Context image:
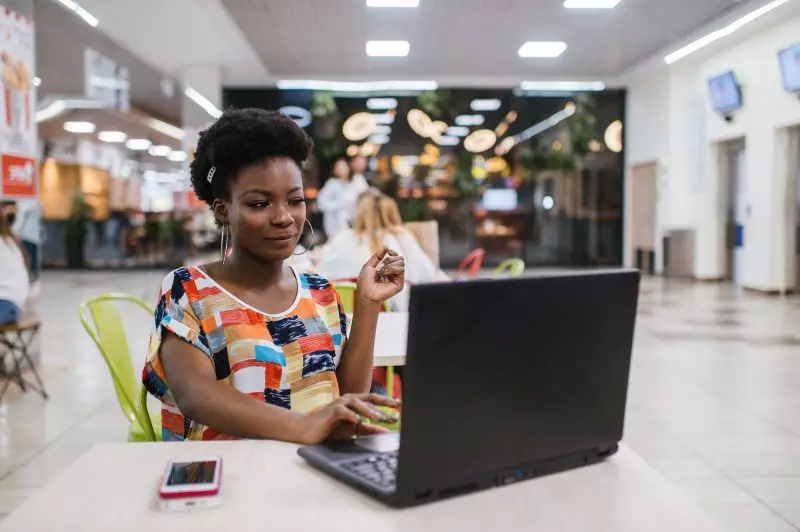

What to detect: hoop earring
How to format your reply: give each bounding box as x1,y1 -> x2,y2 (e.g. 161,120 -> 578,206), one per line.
293,220 -> 314,256
220,224 -> 231,264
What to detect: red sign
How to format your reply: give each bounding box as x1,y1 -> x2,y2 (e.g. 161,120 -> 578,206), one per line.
1,154 -> 36,198
187,189 -> 205,209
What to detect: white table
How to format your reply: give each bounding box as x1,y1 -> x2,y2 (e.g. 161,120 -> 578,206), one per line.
0,441 -> 724,532
359,311 -> 408,367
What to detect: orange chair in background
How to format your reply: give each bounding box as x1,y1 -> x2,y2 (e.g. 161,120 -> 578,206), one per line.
454,248 -> 486,280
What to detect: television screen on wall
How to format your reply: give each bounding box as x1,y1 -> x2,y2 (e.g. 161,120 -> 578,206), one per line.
778,42 -> 800,92
708,71 -> 742,114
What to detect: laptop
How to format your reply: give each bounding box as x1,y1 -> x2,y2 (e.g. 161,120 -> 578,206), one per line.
299,269 -> 640,508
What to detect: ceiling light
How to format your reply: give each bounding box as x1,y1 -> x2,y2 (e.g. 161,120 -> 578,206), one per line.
437,136 -> 460,146
148,118 -> 185,140
495,122 -> 509,137
454,115 -> 485,127
184,87 -> 222,119
464,130 -> 497,153
367,0 -> 420,6
56,0 -> 98,27
664,0 -> 793,64
149,145 -> 172,157
520,81 -> 606,91
32,77 -> 41,87
446,126 -> 470,137
168,151 -> 187,162
368,134 -> 391,145
373,124 -> 392,135
604,120 -> 623,153
63,121 -> 95,133
347,145 -> 360,157
126,139 -> 152,151
367,98 -> 398,110
372,113 -> 396,125
97,131 -> 127,143
564,0 -> 622,8
342,112 -> 377,141
470,99 -> 502,111
277,80 -> 437,92
279,106 -> 312,128
407,108 -> 433,138
505,111 -> 518,123
366,40 -> 410,57
518,41 -> 567,58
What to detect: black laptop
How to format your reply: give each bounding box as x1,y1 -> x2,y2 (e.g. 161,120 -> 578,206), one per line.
299,269 -> 640,508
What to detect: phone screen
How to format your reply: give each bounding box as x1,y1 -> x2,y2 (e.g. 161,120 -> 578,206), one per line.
166,461 -> 218,486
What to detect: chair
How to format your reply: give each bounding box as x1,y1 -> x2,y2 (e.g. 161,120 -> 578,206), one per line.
454,248 -> 486,280
0,317 -> 47,402
79,294 -> 159,442
493,258 -> 526,278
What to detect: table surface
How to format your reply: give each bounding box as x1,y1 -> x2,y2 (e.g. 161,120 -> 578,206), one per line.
0,441 -> 723,532
358,312 -> 407,367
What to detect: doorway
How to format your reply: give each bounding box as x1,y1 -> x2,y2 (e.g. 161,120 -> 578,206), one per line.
723,140 -> 746,286
630,163 -> 657,274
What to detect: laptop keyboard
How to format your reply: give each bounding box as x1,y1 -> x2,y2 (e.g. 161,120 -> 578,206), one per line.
342,452 -> 398,488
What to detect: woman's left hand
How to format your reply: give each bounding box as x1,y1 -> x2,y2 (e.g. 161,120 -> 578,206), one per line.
356,247 -> 406,305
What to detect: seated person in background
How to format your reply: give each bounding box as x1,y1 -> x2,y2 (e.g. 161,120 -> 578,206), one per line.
142,109 -> 405,443
316,156 -> 368,240
317,192 -> 449,311
0,207 -> 29,325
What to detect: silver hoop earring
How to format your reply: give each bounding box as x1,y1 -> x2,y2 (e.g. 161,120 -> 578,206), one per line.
220,224 -> 231,264
293,220 -> 314,256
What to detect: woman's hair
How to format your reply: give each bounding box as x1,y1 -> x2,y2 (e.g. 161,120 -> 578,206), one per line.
0,205 -> 14,240
352,192 -> 404,253
189,108 -> 314,207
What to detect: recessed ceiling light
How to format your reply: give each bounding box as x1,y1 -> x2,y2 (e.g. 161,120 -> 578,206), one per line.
168,150 -> 187,162
518,41 -> 568,58
372,113 -> 396,125
366,0 -> 419,6
367,98 -> 398,110
454,115 -> 485,127
445,126 -> 470,137
126,139 -> 152,151
277,80 -> 437,92
63,121 -> 95,133
149,145 -> 172,157
32,77 -> 42,87
664,0 -> 793,64
564,0 -> 622,8
366,40 -> 410,57
520,81 -> 605,91
97,131 -> 127,143
470,99 -> 502,111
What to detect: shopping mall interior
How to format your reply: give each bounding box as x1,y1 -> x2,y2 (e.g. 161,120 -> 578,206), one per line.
0,0 -> 799,529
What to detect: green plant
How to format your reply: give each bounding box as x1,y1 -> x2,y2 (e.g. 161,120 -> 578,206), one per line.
63,193 -> 92,268
311,91 -> 337,117
417,90 -> 451,117
311,91 -> 341,159
452,151 -> 480,200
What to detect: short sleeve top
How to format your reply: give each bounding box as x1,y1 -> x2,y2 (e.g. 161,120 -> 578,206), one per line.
142,265 -> 348,441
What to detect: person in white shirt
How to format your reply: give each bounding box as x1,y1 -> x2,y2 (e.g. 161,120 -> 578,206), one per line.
317,192 -> 449,311
12,199 -> 41,281
0,207 -> 29,325
316,157 -> 368,240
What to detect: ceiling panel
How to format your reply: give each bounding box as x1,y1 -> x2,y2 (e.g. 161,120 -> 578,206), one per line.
220,0 -> 741,80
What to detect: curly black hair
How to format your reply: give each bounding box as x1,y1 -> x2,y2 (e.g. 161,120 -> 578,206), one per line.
189,108 -> 314,207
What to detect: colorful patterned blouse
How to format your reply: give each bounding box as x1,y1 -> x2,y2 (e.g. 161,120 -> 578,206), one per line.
142,265 -> 348,441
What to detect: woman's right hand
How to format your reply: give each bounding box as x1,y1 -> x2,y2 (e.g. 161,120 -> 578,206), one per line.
297,393 -> 400,445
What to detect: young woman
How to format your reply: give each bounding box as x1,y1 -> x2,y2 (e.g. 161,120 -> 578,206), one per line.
317,192 -> 448,311
0,206 -> 29,325
142,109 -> 405,443
316,156 -> 368,240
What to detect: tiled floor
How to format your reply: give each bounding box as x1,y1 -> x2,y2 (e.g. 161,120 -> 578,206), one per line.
1,271 -> 800,530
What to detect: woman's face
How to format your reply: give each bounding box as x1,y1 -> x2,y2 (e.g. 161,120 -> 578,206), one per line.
222,156 -> 306,263
333,159 -> 350,180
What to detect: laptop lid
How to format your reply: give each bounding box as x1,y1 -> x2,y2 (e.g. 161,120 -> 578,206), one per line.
395,270 -> 639,500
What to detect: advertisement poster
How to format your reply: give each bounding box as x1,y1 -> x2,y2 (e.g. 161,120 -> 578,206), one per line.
0,6 -> 36,199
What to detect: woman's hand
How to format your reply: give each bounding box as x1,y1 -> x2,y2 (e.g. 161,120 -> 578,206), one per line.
357,247 -> 406,305
297,393 -> 401,445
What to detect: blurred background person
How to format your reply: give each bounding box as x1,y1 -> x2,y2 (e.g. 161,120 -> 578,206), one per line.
350,154 -> 372,185
317,156 -> 368,240
317,192 -> 448,311
0,203 -> 29,325
12,199 -> 42,282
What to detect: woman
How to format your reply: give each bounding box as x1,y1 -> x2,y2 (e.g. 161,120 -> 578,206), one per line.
0,206 -> 29,325
317,192 -> 448,311
142,109 -> 405,443
317,157 -> 368,240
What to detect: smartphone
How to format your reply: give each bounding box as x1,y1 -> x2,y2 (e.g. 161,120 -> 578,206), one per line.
159,457 -> 222,511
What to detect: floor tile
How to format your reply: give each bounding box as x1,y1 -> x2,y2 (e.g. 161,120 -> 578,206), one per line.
702,501 -> 797,532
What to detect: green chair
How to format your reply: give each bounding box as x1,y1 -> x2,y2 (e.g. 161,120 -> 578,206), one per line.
493,258 -> 526,278
79,294 -> 160,442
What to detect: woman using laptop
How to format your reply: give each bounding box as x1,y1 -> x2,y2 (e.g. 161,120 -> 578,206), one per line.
142,109 -> 403,443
